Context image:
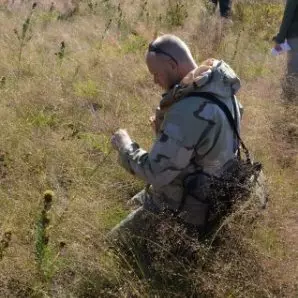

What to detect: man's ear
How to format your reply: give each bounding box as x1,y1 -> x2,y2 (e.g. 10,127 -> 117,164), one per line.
168,59 -> 178,71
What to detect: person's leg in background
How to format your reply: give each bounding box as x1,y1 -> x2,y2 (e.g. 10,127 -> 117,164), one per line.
287,38 -> 298,78
219,0 -> 232,18
284,38 -> 298,102
211,0 -> 218,13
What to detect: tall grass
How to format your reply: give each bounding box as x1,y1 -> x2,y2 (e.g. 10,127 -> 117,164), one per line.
0,0 -> 296,297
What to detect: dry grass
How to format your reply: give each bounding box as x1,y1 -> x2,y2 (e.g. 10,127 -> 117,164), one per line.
0,0 -> 297,297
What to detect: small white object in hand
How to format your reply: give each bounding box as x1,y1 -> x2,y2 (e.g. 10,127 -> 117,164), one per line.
111,129 -> 132,151
271,41 -> 292,56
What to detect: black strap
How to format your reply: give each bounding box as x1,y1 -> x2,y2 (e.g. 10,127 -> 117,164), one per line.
231,95 -> 240,158
177,92 -> 253,222
186,92 -> 251,163
231,95 -> 239,132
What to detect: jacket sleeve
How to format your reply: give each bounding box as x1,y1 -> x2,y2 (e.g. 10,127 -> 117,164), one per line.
117,101 -> 220,189
118,120 -> 194,189
275,0 -> 297,43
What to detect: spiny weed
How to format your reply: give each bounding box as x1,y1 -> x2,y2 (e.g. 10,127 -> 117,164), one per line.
87,0 -> 98,13
35,191 -> 53,274
13,2 -> 37,70
0,150 -> 8,179
100,18 -> 112,46
102,0 -> 112,11
138,0 -> 148,21
232,27 -> 244,62
0,231 -> 12,260
156,13 -> 163,29
117,3 -> 123,31
0,76 -> 5,88
55,41 -> 66,63
49,2 -> 55,12
34,190 -> 66,281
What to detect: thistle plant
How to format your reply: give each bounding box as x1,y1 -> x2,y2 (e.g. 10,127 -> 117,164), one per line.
87,0 -> 98,13
14,2 -> 37,69
0,76 -> 5,88
100,18 -> 112,46
232,27 -> 244,62
35,190 -> 53,273
49,2 -> 55,12
102,0 -> 112,12
138,0 -> 148,20
117,3 -> 123,31
0,231 -> 12,260
55,41 -> 66,63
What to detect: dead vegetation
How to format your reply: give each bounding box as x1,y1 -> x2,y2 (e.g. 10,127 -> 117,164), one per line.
0,0 -> 297,297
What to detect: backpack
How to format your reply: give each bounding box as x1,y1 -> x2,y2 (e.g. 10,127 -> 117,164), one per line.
177,92 -> 267,232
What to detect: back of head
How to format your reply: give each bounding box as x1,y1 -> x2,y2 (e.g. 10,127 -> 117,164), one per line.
151,34 -> 196,66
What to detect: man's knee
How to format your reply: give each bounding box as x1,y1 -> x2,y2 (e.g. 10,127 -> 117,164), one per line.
106,207 -> 144,242
127,189 -> 147,207
106,207 -> 160,246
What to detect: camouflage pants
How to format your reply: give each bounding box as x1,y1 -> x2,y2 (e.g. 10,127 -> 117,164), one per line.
107,170 -> 268,244
106,191 -> 168,276
106,190 -> 203,277
107,189 -> 161,243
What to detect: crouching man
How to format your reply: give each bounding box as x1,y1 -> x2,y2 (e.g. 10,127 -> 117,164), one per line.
109,34 -> 263,243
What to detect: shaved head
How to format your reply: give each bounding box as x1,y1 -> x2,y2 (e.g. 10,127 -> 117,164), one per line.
146,34 -> 197,90
150,34 -> 196,65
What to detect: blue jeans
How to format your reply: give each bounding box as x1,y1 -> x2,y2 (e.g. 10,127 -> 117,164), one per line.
107,191 -> 161,242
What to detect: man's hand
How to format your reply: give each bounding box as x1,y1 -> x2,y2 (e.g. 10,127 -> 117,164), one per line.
274,43 -> 283,52
111,129 -> 132,151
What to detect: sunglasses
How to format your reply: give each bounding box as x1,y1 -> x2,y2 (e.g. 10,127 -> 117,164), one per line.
148,42 -> 178,65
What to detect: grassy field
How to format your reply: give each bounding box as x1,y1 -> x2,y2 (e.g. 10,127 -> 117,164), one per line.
0,0 -> 297,297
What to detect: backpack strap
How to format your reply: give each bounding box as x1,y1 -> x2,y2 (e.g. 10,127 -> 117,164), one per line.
186,92 -> 251,163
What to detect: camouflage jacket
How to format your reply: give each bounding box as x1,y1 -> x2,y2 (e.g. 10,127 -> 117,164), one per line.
118,60 -> 242,226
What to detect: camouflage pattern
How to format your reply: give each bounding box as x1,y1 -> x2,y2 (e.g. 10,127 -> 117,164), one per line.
116,60 -> 243,229
127,188 -> 147,207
